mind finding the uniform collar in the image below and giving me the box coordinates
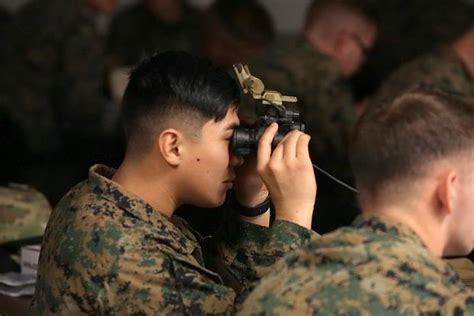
[87,164,199,256]
[352,213,427,249]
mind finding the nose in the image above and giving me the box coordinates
[230,152,244,167]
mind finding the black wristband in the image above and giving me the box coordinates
[229,191,271,217]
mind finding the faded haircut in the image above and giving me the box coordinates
[350,90,474,197]
[121,51,240,153]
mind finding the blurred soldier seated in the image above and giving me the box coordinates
[372,3,474,104]
[107,0,202,67]
[240,90,474,315]
[250,0,379,233]
[202,0,275,67]
[0,0,119,204]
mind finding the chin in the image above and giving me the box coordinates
[194,196,226,208]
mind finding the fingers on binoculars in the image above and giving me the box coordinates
[257,123,278,169]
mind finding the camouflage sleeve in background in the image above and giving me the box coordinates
[372,49,474,106]
[216,219,318,301]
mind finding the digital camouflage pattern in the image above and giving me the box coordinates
[107,2,202,66]
[447,258,474,290]
[0,184,51,244]
[250,38,358,233]
[239,214,474,315]
[0,0,110,155]
[373,49,474,105]
[32,164,315,315]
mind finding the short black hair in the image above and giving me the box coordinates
[350,90,474,197]
[121,51,240,152]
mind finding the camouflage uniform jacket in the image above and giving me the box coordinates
[250,37,358,232]
[239,214,474,315]
[32,164,315,315]
[107,2,202,66]
[373,48,474,105]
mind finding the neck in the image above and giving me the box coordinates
[364,204,446,256]
[451,28,474,78]
[112,156,178,218]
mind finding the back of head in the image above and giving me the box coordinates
[121,51,240,155]
[350,90,474,204]
[204,0,275,65]
[305,0,379,33]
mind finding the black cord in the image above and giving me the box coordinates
[312,164,359,193]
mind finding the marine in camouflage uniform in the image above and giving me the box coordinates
[239,214,474,315]
[32,164,315,314]
[250,38,358,233]
[106,1,202,66]
[0,0,117,203]
[373,49,474,104]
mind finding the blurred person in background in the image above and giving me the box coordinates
[250,0,379,234]
[201,0,275,67]
[371,1,474,104]
[107,0,202,67]
[352,0,474,102]
[0,0,120,205]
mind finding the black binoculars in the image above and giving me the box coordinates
[231,64,305,156]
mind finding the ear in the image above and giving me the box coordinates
[158,128,183,166]
[436,170,457,215]
[333,29,352,55]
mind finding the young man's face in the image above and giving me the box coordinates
[336,18,378,77]
[180,106,243,207]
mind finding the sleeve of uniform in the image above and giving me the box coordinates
[204,217,318,306]
[226,220,317,284]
